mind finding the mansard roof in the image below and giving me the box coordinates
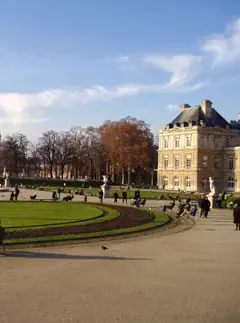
[167,105,230,129]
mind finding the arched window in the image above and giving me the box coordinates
[228,177,234,188]
[186,176,191,187]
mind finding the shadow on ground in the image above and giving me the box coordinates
[3,250,151,261]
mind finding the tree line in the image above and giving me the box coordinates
[0,116,157,186]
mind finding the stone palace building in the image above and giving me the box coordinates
[157,100,240,193]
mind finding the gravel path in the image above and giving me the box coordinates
[1,206,239,322]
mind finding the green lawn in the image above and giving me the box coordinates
[0,202,102,229]
[5,210,170,246]
[43,187,200,200]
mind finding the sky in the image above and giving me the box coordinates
[1,0,240,140]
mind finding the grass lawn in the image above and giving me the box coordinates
[0,202,103,229]
[5,210,170,246]
[43,187,200,200]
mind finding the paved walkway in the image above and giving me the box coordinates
[0,199,240,322]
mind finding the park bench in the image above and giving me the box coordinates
[29,198,55,202]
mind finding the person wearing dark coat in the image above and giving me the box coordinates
[199,196,210,218]
[113,192,119,203]
[233,203,240,230]
[122,190,127,204]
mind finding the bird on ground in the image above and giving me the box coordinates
[101,245,108,250]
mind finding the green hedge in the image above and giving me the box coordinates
[9,178,103,188]
[222,196,240,208]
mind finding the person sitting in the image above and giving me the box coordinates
[29,194,37,201]
[162,205,167,212]
[62,194,74,202]
[177,203,185,217]
[10,191,15,201]
[180,205,197,219]
[140,198,146,206]
[52,191,58,202]
[167,201,175,210]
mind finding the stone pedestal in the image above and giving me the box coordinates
[100,183,110,198]
[207,194,218,208]
[4,178,10,188]
[100,175,110,198]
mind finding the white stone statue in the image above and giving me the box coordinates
[209,177,216,196]
[100,175,110,198]
[3,167,10,188]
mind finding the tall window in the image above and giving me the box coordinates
[163,176,168,188]
[175,156,180,168]
[214,156,220,169]
[173,176,179,187]
[164,137,168,148]
[186,156,191,168]
[203,155,208,168]
[228,177,234,188]
[186,136,192,147]
[203,136,208,147]
[186,176,191,187]
[226,138,230,146]
[229,157,234,170]
[164,157,168,169]
[175,137,180,148]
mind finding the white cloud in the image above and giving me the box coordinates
[0,81,200,132]
[164,104,179,112]
[2,17,240,135]
[143,17,240,89]
[201,18,240,65]
[143,54,203,87]
[116,55,130,63]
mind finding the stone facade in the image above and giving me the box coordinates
[157,100,240,193]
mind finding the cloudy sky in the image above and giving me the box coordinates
[1,0,240,140]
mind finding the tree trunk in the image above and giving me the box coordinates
[105,159,109,175]
[127,169,131,186]
[111,166,115,184]
[49,164,53,178]
[121,168,125,185]
[151,171,154,188]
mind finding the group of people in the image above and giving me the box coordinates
[162,196,210,221]
[9,186,20,201]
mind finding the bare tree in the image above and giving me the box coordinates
[0,133,29,175]
[38,130,60,178]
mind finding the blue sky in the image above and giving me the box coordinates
[0,0,240,140]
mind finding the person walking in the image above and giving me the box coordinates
[58,188,62,200]
[113,192,119,203]
[122,190,127,204]
[99,190,103,203]
[15,185,20,201]
[204,197,211,218]
[199,196,207,217]
[52,190,57,202]
[233,202,240,230]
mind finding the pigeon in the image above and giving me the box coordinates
[101,245,108,251]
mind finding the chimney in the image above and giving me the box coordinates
[180,104,190,111]
[201,100,212,118]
